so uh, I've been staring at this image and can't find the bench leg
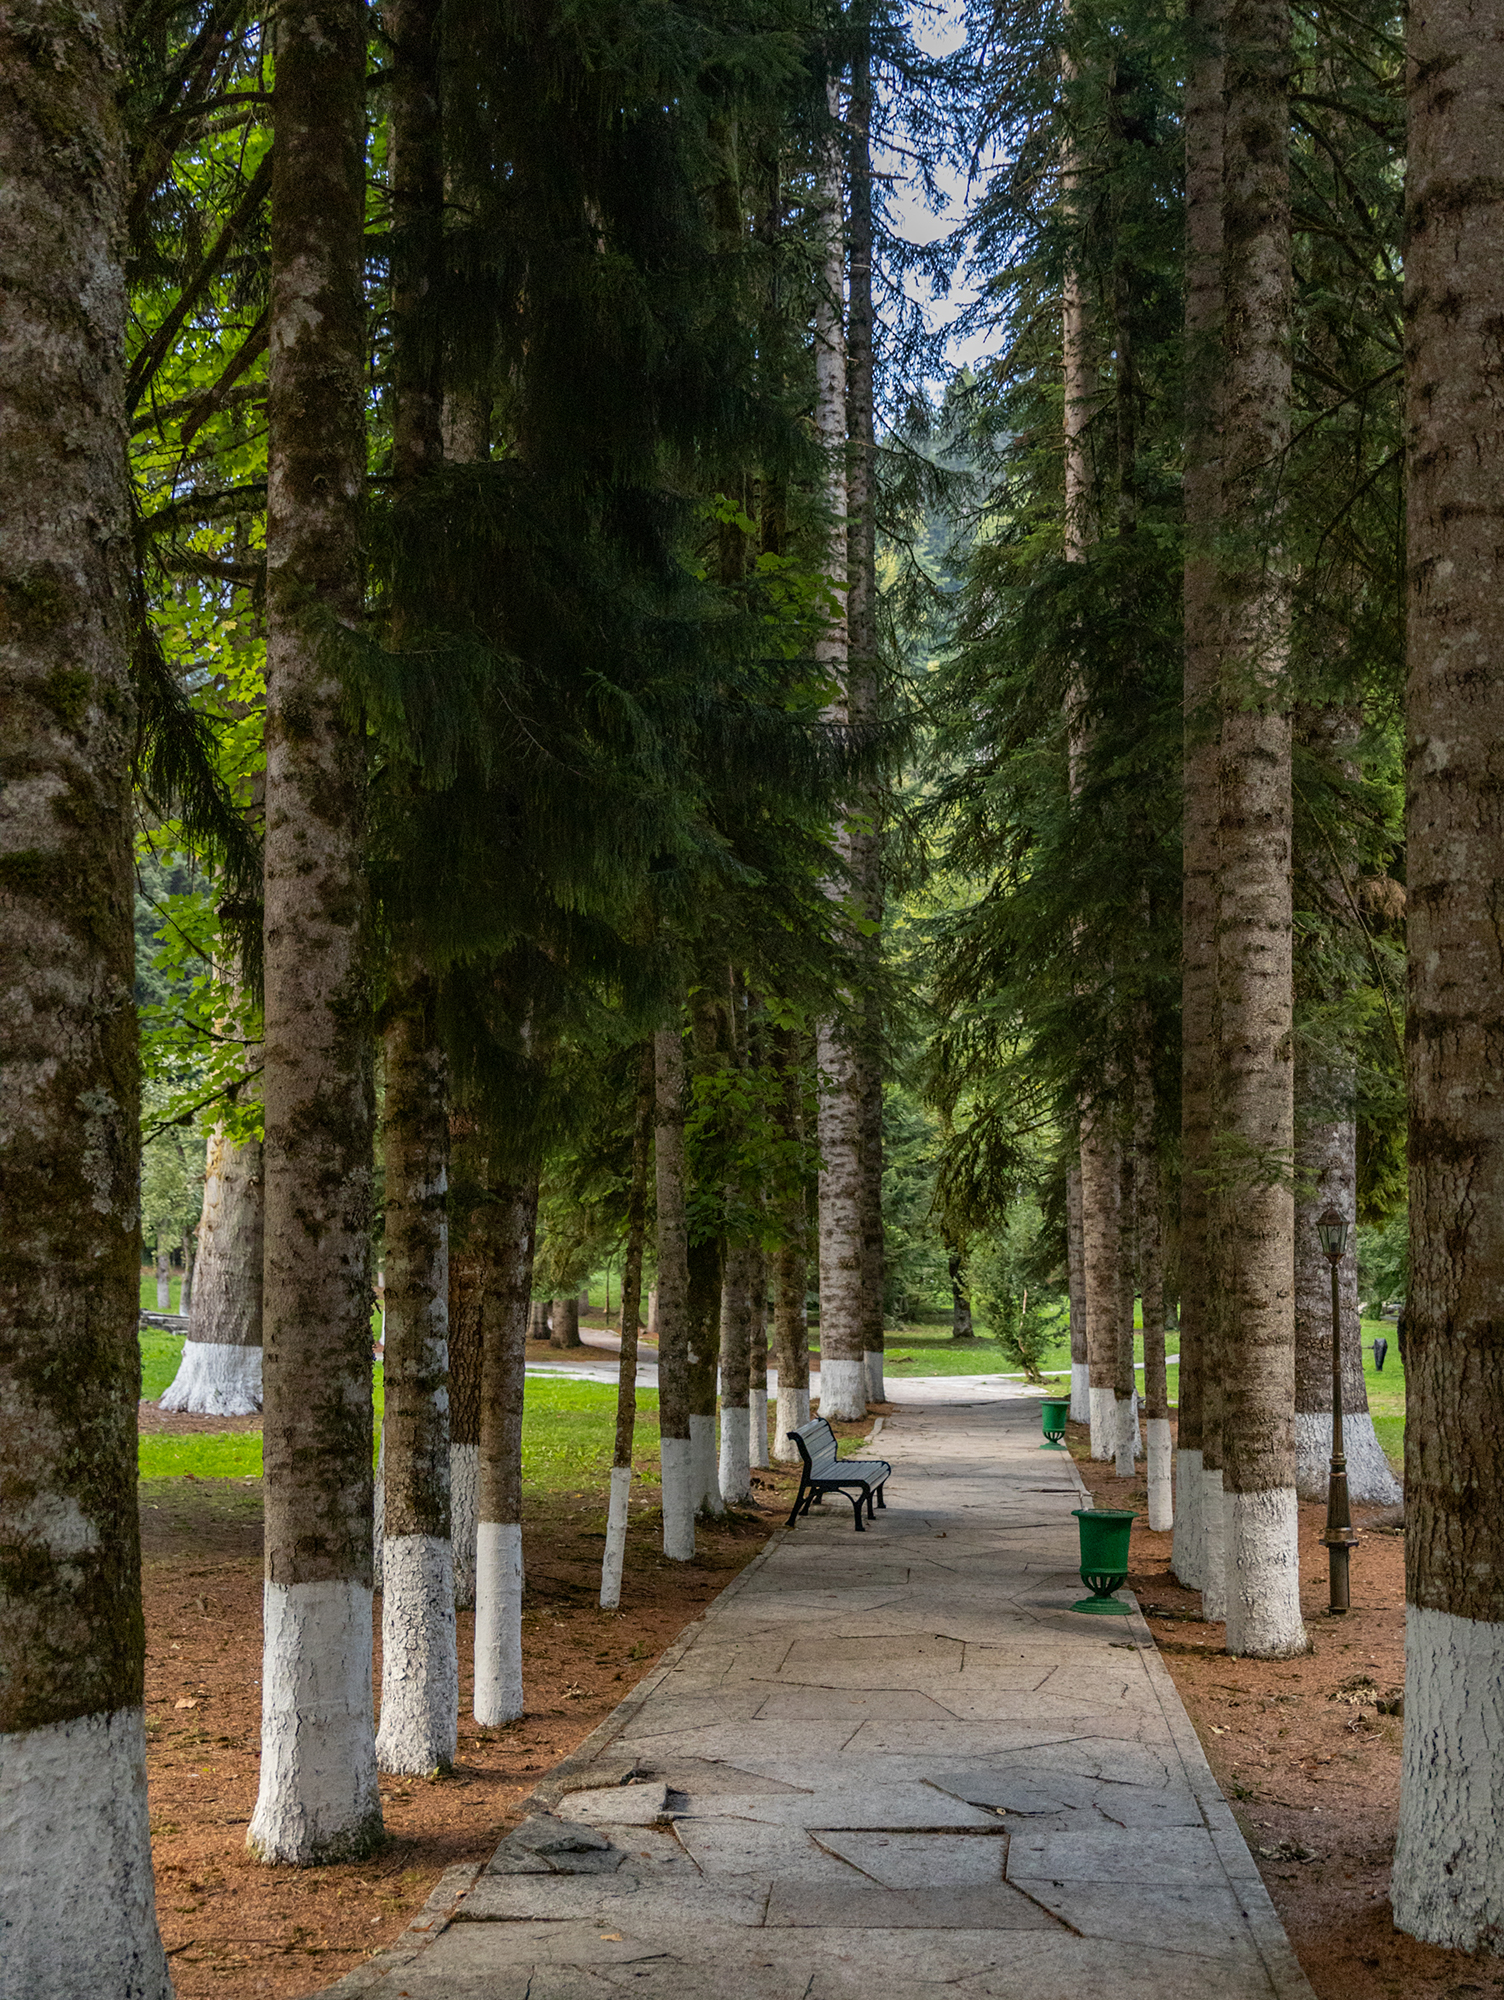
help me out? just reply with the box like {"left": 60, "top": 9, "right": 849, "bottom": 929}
{"left": 786, "top": 1480, "right": 811, "bottom": 1529}
{"left": 866, "top": 1488, "right": 877, "bottom": 1520}
{"left": 875, "top": 1486, "right": 886, "bottom": 1509}
{"left": 849, "top": 1492, "right": 866, "bottom": 1531}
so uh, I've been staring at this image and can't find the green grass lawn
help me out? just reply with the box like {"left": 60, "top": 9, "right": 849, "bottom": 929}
{"left": 138, "top": 1332, "right": 659, "bottom": 1489}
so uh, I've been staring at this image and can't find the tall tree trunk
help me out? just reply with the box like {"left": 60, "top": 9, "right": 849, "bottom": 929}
{"left": 163, "top": 1114, "right": 264, "bottom": 1415}
{"left": 474, "top": 1177, "right": 537, "bottom": 1725}
{"left": 1293, "top": 1097, "right": 1397, "bottom": 1501}
{"left": 1392, "top": 0, "right": 1504, "bottom": 1939}
{"left": 375, "top": 0, "right": 454, "bottom": 1774}
{"left": 375, "top": 981, "right": 456, "bottom": 1774}
{"left": 848, "top": 27, "right": 886, "bottom": 1414}
{"left": 1080, "top": 1104, "right": 1121, "bottom": 1459}
{"left": 1137, "top": 1057, "right": 1173, "bottom": 1530}
{"left": 601, "top": 1044, "right": 653, "bottom": 1610}
{"left": 0, "top": 3, "right": 170, "bottom": 1976}
{"left": 1067, "top": 1158, "right": 1090, "bottom": 1422}
{"left": 248, "top": 0, "right": 380, "bottom": 1865}
{"left": 812, "top": 83, "right": 867, "bottom": 1424}
{"left": 947, "top": 1243, "right": 974, "bottom": 1338}
{"left": 551, "top": 1296, "right": 581, "bottom": 1350}
{"left": 1215, "top": 0, "right": 1302, "bottom": 1660}
{"left": 1115, "top": 1128, "right": 1139, "bottom": 1477}
{"left": 446, "top": 1123, "right": 488, "bottom": 1610}
{"left": 154, "top": 1230, "right": 173, "bottom": 1312}
{"left": 687, "top": 1234, "right": 725, "bottom": 1515}
{"left": 654, "top": 1026, "right": 695, "bottom": 1558}
{"left": 179, "top": 1225, "right": 196, "bottom": 1318}
{"left": 1176, "top": 0, "right": 1224, "bottom": 1602}
{"left": 718, "top": 1244, "right": 754, "bottom": 1504}
{"left": 748, "top": 1246, "right": 770, "bottom": 1468}
{"left": 772, "top": 1027, "right": 812, "bottom": 1458}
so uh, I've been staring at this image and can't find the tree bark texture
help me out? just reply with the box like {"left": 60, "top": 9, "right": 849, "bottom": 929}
{"left": 0, "top": 0, "right": 171, "bottom": 1978}
{"left": 474, "top": 1179, "right": 537, "bottom": 1726}
{"left": 447, "top": 1121, "right": 487, "bottom": 1611}
{"left": 164, "top": 1111, "right": 265, "bottom": 1415}
{"left": 1079, "top": 1101, "right": 1121, "bottom": 1460}
{"left": 811, "top": 83, "right": 867, "bottom": 1425}
{"left": 1067, "top": 1159, "right": 1090, "bottom": 1422}
{"left": 748, "top": 1245, "right": 771, "bottom": 1468}
{"left": 687, "top": 1233, "right": 725, "bottom": 1516}
{"left": 376, "top": 981, "right": 456, "bottom": 1773}
{"left": 249, "top": 0, "right": 380, "bottom": 1870}
{"left": 771, "top": 1027, "right": 812, "bottom": 1459}
{"left": 1392, "top": 0, "right": 1504, "bottom": 1943}
{"left": 1115, "top": 1132, "right": 1139, "bottom": 1476}
{"left": 551, "top": 1296, "right": 581, "bottom": 1349}
{"left": 947, "top": 1246, "right": 974, "bottom": 1338}
{"left": 718, "top": 1242, "right": 754, "bottom": 1504}
{"left": 1214, "top": 0, "right": 1302, "bottom": 1661}
{"left": 1176, "top": 0, "right": 1224, "bottom": 1599}
{"left": 602, "top": 1044, "right": 653, "bottom": 1610}
{"left": 1137, "top": 1064, "right": 1173, "bottom": 1531}
{"left": 1293, "top": 1092, "right": 1398, "bottom": 1504}
{"left": 654, "top": 1026, "right": 695, "bottom": 1558}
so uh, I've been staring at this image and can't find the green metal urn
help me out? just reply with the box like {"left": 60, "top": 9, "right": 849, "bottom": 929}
{"left": 1040, "top": 1397, "right": 1071, "bottom": 1450}
{"left": 1071, "top": 1507, "right": 1136, "bottom": 1615}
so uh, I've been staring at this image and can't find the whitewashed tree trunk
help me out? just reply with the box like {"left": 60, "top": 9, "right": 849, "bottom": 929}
{"left": 717, "top": 1244, "right": 753, "bottom": 1504}
{"left": 248, "top": 0, "right": 381, "bottom": 1864}
{"left": 474, "top": 1180, "right": 537, "bottom": 1726}
{"left": 655, "top": 1027, "right": 696, "bottom": 1559}
{"left": 376, "top": 981, "right": 456, "bottom": 1775}
{"left": 1392, "top": 0, "right": 1504, "bottom": 1939}
{"left": 1174, "top": 0, "right": 1223, "bottom": 1601}
{"left": 161, "top": 1121, "right": 264, "bottom": 1415}
{"left": 0, "top": 6, "right": 171, "bottom": 1977}
{"left": 154, "top": 1231, "right": 173, "bottom": 1313}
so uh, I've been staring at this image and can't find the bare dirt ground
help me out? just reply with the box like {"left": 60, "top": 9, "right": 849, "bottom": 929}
{"left": 1071, "top": 1423, "right": 1504, "bottom": 2000}
{"left": 139, "top": 1417, "right": 884, "bottom": 1999}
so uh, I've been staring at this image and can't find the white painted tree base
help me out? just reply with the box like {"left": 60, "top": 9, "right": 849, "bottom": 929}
{"left": 1393, "top": 1603, "right": 1504, "bottom": 1952}
{"left": 1115, "top": 1393, "right": 1137, "bottom": 1477}
{"left": 0, "top": 1706, "right": 171, "bottom": 1999}
{"left": 718, "top": 1405, "right": 752, "bottom": 1505}
{"left": 660, "top": 1436, "right": 695, "bottom": 1559}
{"left": 1173, "top": 1447, "right": 1203, "bottom": 1587}
{"left": 773, "top": 1386, "right": 810, "bottom": 1460}
{"left": 865, "top": 1350, "right": 885, "bottom": 1403}
{"left": 1224, "top": 1486, "right": 1306, "bottom": 1658}
{"left": 748, "top": 1389, "right": 769, "bottom": 1468}
{"left": 1201, "top": 1467, "right": 1227, "bottom": 1621}
{"left": 600, "top": 1465, "right": 631, "bottom": 1609}
{"left": 248, "top": 1579, "right": 381, "bottom": 1863}
{"left": 1294, "top": 1410, "right": 1402, "bottom": 1504}
{"left": 1146, "top": 1417, "right": 1173, "bottom": 1531}
{"left": 1089, "top": 1384, "right": 1115, "bottom": 1461}
{"left": 1069, "top": 1360, "right": 1090, "bottom": 1425}
{"left": 451, "top": 1441, "right": 477, "bottom": 1611}
{"left": 372, "top": 1428, "right": 385, "bottom": 1586}
{"left": 376, "top": 1534, "right": 458, "bottom": 1774}
{"left": 817, "top": 1355, "right": 868, "bottom": 1420}
{"left": 158, "top": 1338, "right": 262, "bottom": 1416}
{"left": 690, "top": 1412, "right": 723, "bottom": 1515}
{"left": 473, "top": 1521, "right": 523, "bottom": 1725}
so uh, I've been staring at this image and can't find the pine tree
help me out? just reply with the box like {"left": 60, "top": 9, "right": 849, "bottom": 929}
{"left": 1214, "top": 0, "right": 1304, "bottom": 1661}
{"left": 248, "top": 0, "right": 382, "bottom": 1864}
{"left": 0, "top": 0, "right": 171, "bottom": 1982}
{"left": 1391, "top": 0, "right": 1504, "bottom": 1941}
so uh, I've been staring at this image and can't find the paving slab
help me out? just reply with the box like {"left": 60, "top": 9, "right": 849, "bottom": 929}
{"left": 321, "top": 1398, "right": 1314, "bottom": 2000}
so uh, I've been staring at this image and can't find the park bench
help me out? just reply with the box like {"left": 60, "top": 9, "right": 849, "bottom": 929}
{"left": 786, "top": 1416, "right": 891, "bottom": 1532}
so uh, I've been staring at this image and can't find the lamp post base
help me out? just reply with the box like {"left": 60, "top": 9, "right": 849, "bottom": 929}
{"left": 1071, "top": 1596, "right": 1133, "bottom": 1615}
{"left": 1325, "top": 1537, "right": 1353, "bottom": 1615}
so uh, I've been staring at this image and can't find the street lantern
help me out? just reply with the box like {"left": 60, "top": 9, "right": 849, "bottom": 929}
{"left": 1317, "top": 1206, "right": 1358, "bottom": 1614}
{"left": 1315, "top": 1206, "right": 1350, "bottom": 1260}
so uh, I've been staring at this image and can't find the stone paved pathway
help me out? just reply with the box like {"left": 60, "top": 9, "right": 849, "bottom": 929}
{"left": 333, "top": 1399, "right": 1315, "bottom": 2000}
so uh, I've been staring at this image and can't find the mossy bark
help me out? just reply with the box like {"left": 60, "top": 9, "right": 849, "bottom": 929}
{"left": 0, "top": 0, "right": 169, "bottom": 1979}
{"left": 252, "top": 0, "right": 381, "bottom": 1860}
{"left": 1393, "top": 0, "right": 1504, "bottom": 1944}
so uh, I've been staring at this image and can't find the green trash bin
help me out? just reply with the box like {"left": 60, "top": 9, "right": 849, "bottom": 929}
{"left": 1040, "top": 1397, "right": 1070, "bottom": 1450}
{"left": 1071, "top": 1507, "right": 1136, "bottom": 1615}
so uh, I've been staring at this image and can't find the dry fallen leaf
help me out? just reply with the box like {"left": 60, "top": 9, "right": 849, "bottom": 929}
{"left": 174, "top": 1698, "right": 199, "bottom": 1711}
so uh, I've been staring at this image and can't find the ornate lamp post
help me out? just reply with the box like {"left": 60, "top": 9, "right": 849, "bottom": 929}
{"left": 1316, "top": 1206, "right": 1358, "bottom": 1614}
